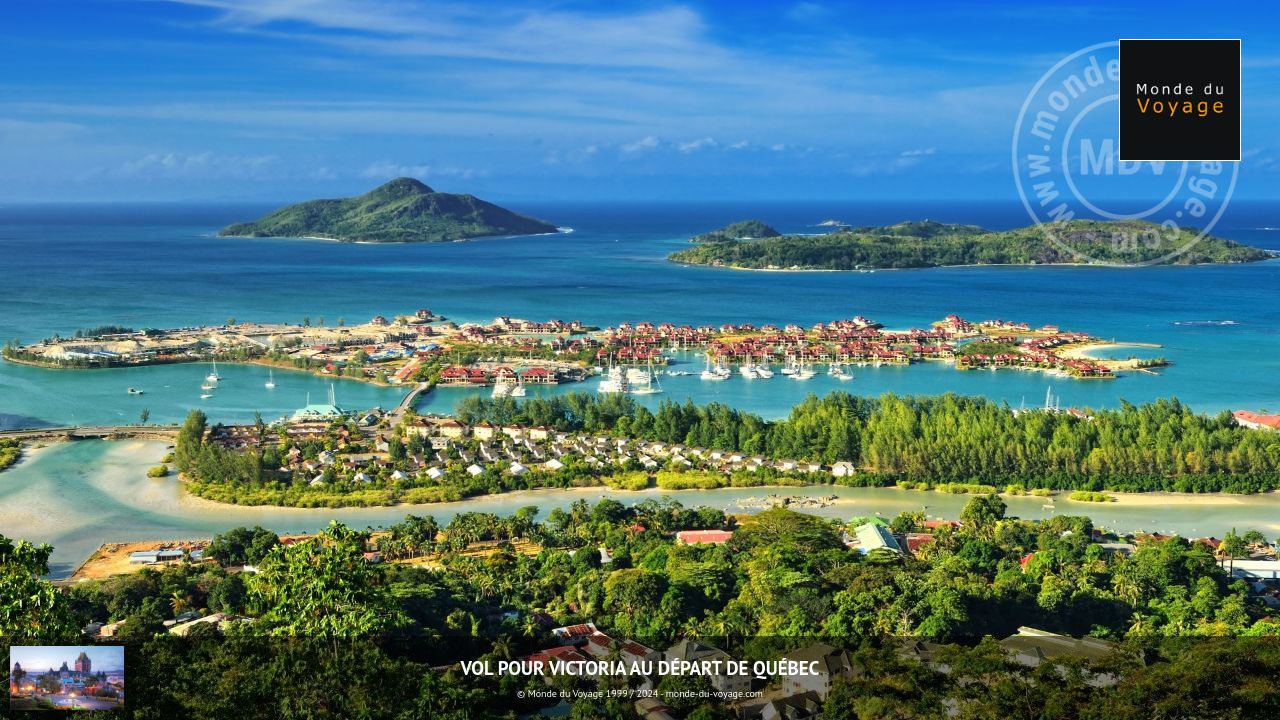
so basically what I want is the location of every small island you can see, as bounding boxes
[219,177,558,243]
[690,219,781,243]
[669,219,1274,269]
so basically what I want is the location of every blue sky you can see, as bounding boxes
[10,646,124,674]
[1,0,1277,202]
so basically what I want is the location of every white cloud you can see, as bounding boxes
[899,147,936,157]
[359,160,484,180]
[620,136,662,155]
[677,137,718,154]
[0,118,86,143]
[728,140,750,150]
[116,151,276,178]
[165,1,723,73]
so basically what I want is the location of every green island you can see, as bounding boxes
[218,177,558,243]
[669,219,1275,269]
[175,391,1280,509]
[691,219,781,242]
[5,495,1278,717]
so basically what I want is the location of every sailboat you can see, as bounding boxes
[700,355,729,381]
[206,359,221,383]
[509,371,527,397]
[265,369,276,389]
[629,358,663,395]
[789,361,816,380]
[830,363,853,381]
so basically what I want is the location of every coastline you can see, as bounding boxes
[676,258,1272,273]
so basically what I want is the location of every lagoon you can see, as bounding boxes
[5,440,1280,578]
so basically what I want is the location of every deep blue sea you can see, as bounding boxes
[2,200,1278,426]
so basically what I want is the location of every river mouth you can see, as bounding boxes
[5,439,1280,579]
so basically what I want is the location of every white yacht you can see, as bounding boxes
[265,369,276,389]
[626,366,652,384]
[492,379,514,398]
[597,366,628,393]
[830,364,854,381]
[509,373,527,397]
[755,364,775,379]
[206,359,221,383]
[789,362,816,380]
[700,355,730,381]
[629,360,663,395]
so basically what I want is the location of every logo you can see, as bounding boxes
[1012,41,1237,265]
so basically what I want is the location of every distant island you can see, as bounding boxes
[669,219,1274,269]
[690,219,781,242]
[219,177,558,243]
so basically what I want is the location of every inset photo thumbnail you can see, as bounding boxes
[8,646,124,712]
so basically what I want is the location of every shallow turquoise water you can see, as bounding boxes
[1,200,1278,425]
[5,441,1279,578]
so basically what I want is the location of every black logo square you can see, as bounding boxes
[1119,39,1240,161]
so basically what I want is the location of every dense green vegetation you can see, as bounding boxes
[670,219,1273,269]
[456,391,1280,493]
[3,497,1278,719]
[175,390,1280,508]
[0,438,21,471]
[219,177,557,243]
[691,219,780,242]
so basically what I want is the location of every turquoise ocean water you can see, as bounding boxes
[2,200,1277,426]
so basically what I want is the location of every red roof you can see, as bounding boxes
[905,533,934,553]
[676,529,733,545]
[923,520,961,530]
[1234,410,1280,430]
[522,645,590,665]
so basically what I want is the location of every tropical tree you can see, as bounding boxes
[248,521,408,638]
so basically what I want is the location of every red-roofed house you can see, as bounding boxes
[923,520,962,530]
[552,622,598,645]
[905,533,934,555]
[675,530,733,545]
[1234,410,1280,431]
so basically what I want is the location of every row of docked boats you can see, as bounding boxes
[703,354,854,382]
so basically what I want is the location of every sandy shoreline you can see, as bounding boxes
[1099,490,1269,507]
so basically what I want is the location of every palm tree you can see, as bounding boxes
[490,635,514,660]
[170,592,192,616]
